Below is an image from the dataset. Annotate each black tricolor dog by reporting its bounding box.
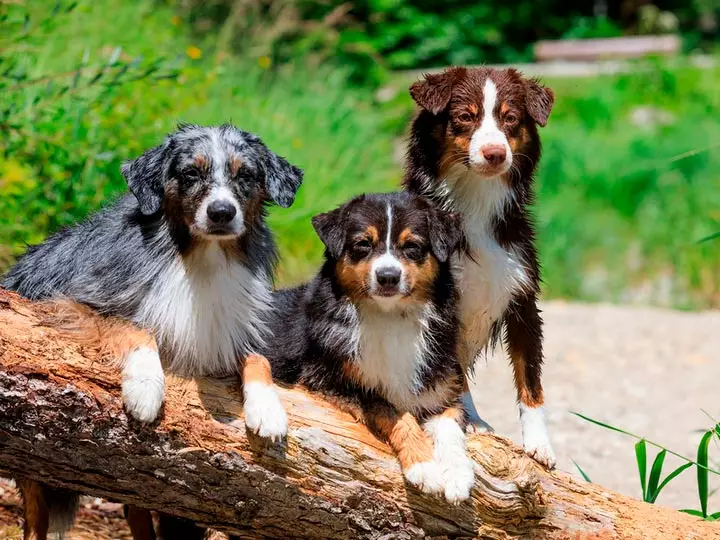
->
[267,192,475,503]
[404,67,556,468]
[2,123,302,539]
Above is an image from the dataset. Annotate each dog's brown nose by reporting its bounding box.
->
[481,145,507,165]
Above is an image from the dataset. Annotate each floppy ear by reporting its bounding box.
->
[254,143,303,208]
[311,206,345,260]
[409,67,465,115]
[524,78,554,127]
[428,209,464,263]
[121,144,167,216]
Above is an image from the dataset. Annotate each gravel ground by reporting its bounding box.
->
[469,300,720,511]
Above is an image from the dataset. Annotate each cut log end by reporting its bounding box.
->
[0,289,717,539]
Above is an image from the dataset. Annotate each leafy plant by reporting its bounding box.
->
[574,412,720,517]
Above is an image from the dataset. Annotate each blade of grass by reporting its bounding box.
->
[646,449,666,503]
[572,459,592,483]
[708,511,720,521]
[651,462,693,503]
[572,412,720,475]
[636,440,648,501]
[698,430,713,518]
[680,509,705,517]
[698,232,720,244]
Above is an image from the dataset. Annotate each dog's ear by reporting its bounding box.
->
[251,140,303,208]
[428,209,463,263]
[121,144,168,216]
[409,67,465,115]
[311,206,346,260]
[524,78,554,127]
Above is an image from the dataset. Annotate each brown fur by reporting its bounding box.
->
[335,257,372,300]
[125,505,156,540]
[242,353,274,386]
[18,479,49,540]
[39,299,157,365]
[368,408,435,469]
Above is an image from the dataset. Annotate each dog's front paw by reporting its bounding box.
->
[524,438,556,470]
[404,461,444,495]
[520,404,556,470]
[243,382,288,442]
[122,347,165,423]
[441,457,475,504]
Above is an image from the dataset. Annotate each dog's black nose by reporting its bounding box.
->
[376,266,401,287]
[207,200,237,224]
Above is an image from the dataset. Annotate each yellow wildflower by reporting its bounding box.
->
[171,15,181,26]
[186,46,202,60]
[258,56,271,69]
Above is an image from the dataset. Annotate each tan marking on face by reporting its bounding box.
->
[507,125,531,154]
[336,258,372,299]
[468,103,479,115]
[229,155,243,176]
[369,410,435,471]
[439,132,472,177]
[501,102,510,115]
[242,353,273,386]
[364,225,379,244]
[193,154,209,170]
[401,256,438,303]
[398,228,416,245]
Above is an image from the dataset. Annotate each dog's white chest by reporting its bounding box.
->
[353,306,430,412]
[457,229,530,362]
[138,244,271,376]
[440,172,531,364]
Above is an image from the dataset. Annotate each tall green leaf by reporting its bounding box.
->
[572,459,592,483]
[651,462,693,503]
[646,449,666,503]
[698,430,713,518]
[636,440,648,501]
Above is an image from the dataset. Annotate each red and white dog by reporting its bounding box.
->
[403,67,556,468]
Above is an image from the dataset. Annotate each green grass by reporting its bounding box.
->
[1,0,719,306]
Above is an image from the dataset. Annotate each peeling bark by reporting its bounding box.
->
[0,289,717,539]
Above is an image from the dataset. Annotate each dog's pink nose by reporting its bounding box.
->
[481,145,507,165]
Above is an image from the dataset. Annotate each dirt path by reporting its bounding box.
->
[469,300,720,511]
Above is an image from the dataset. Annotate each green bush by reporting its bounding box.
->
[0,0,397,284]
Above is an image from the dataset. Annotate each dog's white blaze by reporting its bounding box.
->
[439,165,531,367]
[121,346,165,423]
[424,416,475,503]
[194,185,245,237]
[353,303,443,413]
[468,79,512,172]
[209,128,228,185]
[137,243,271,376]
[369,202,406,310]
[243,381,288,441]
[519,403,556,468]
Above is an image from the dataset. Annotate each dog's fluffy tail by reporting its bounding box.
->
[18,478,80,537]
[38,298,156,365]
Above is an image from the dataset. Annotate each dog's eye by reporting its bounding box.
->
[403,242,425,261]
[457,112,473,123]
[183,168,202,181]
[352,239,372,256]
[504,113,519,126]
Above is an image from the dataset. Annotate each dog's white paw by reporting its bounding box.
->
[442,458,475,504]
[121,347,165,423]
[520,404,556,470]
[243,382,288,442]
[404,461,444,495]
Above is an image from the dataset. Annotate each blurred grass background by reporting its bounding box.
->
[1,0,718,307]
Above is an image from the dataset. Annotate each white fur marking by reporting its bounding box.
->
[519,403,556,469]
[468,79,512,173]
[137,243,271,377]
[194,185,245,238]
[404,460,444,495]
[424,416,475,503]
[121,347,165,423]
[243,382,288,441]
[353,303,441,413]
[369,202,406,309]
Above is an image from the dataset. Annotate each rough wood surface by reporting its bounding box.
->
[0,289,718,539]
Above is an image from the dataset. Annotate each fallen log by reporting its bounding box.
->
[0,289,717,539]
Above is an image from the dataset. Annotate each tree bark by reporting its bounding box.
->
[0,289,717,539]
